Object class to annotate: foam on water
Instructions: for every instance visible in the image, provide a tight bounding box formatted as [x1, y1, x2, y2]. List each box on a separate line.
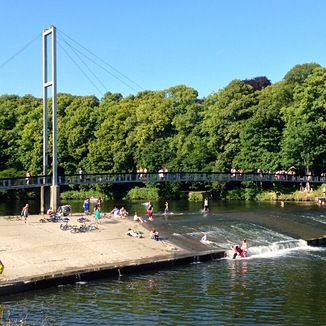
[225, 239, 317, 259]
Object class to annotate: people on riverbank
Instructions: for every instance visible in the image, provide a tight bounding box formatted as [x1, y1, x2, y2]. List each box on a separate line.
[97, 197, 103, 211]
[94, 205, 101, 225]
[201, 233, 208, 241]
[241, 239, 248, 256]
[147, 202, 153, 220]
[126, 228, 143, 238]
[203, 198, 209, 212]
[134, 212, 144, 223]
[58, 205, 72, 217]
[110, 207, 120, 218]
[120, 207, 128, 217]
[25, 170, 31, 185]
[83, 198, 90, 214]
[21, 204, 29, 223]
[150, 228, 159, 241]
[164, 201, 169, 214]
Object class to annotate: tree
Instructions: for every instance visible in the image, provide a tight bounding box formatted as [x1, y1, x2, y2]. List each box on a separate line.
[201, 80, 257, 172]
[88, 96, 136, 173]
[233, 81, 291, 172]
[281, 67, 326, 174]
[57, 95, 100, 174]
[283, 63, 321, 85]
[242, 76, 271, 91]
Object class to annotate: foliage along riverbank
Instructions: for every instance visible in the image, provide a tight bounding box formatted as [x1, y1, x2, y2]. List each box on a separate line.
[58, 182, 325, 203]
[1, 63, 326, 187]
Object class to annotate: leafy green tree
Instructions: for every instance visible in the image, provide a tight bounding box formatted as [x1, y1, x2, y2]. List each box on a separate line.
[6, 95, 43, 175]
[0, 95, 21, 171]
[233, 81, 292, 172]
[283, 63, 321, 85]
[281, 67, 326, 174]
[88, 95, 136, 173]
[201, 80, 257, 172]
[57, 95, 100, 174]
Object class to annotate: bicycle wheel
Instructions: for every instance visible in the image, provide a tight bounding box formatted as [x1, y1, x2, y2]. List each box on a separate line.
[60, 223, 68, 230]
[70, 226, 80, 233]
[89, 224, 99, 231]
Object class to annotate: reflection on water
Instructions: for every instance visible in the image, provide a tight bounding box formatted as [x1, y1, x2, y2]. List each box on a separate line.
[1, 201, 326, 325]
[2, 250, 326, 325]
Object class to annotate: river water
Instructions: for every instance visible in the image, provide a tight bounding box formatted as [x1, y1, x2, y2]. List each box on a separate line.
[1, 199, 326, 325]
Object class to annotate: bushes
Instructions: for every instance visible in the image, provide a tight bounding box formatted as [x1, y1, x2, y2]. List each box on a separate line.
[61, 190, 111, 200]
[188, 192, 203, 201]
[124, 186, 159, 200]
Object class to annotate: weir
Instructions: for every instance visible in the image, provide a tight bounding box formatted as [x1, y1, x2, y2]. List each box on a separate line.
[0, 236, 324, 297]
[306, 235, 326, 246]
[1, 200, 325, 297]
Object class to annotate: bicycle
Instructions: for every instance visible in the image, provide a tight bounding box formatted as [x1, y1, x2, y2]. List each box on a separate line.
[70, 223, 99, 233]
[39, 217, 53, 223]
[5, 215, 22, 221]
[60, 222, 73, 231]
[87, 223, 99, 231]
[70, 225, 80, 233]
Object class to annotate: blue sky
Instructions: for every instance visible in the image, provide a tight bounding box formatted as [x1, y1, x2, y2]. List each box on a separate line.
[1, 0, 326, 100]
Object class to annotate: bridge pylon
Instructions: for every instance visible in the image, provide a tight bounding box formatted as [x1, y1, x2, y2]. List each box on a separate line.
[41, 25, 59, 212]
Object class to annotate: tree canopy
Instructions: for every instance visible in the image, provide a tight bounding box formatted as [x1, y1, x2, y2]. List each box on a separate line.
[1, 62, 325, 182]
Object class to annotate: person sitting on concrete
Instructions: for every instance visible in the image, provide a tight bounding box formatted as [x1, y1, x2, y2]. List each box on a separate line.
[47, 207, 54, 216]
[57, 205, 72, 217]
[133, 212, 144, 223]
[110, 207, 120, 218]
[201, 233, 208, 241]
[150, 228, 159, 241]
[120, 207, 128, 217]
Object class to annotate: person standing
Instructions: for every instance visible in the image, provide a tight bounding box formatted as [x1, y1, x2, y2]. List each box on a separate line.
[203, 198, 209, 212]
[241, 239, 248, 257]
[147, 202, 153, 221]
[164, 201, 169, 214]
[94, 205, 101, 225]
[83, 198, 90, 214]
[25, 170, 31, 185]
[21, 204, 29, 223]
[97, 197, 103, 211]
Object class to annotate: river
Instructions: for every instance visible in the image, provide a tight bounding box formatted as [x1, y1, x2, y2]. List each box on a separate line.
[1, 199, 326, 325]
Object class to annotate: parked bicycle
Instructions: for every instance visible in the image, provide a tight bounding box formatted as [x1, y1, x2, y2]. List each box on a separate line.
[70, 223, 99, 233]
[40, 215, 69, 223]
[60, 222, 73, 231]
[4, 215, 22, 221]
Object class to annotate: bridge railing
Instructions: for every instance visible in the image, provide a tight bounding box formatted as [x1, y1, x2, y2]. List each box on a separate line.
[0, 175, 53, 190]
[0, 173, 325, 190]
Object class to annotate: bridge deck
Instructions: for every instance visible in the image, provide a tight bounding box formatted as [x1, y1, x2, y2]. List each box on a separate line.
[0, 172, 324, 191]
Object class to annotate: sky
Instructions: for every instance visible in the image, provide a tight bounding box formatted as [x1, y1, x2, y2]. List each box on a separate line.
[1, 0, 326, 100]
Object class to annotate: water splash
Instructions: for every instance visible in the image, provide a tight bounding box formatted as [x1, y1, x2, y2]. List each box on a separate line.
[225, 239, 309, 259]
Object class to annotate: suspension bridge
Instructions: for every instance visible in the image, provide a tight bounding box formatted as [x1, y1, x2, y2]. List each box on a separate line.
[0, 172, 323, 191]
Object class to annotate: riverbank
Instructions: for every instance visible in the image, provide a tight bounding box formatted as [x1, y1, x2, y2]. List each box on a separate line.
[0, 213, 225, 296]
